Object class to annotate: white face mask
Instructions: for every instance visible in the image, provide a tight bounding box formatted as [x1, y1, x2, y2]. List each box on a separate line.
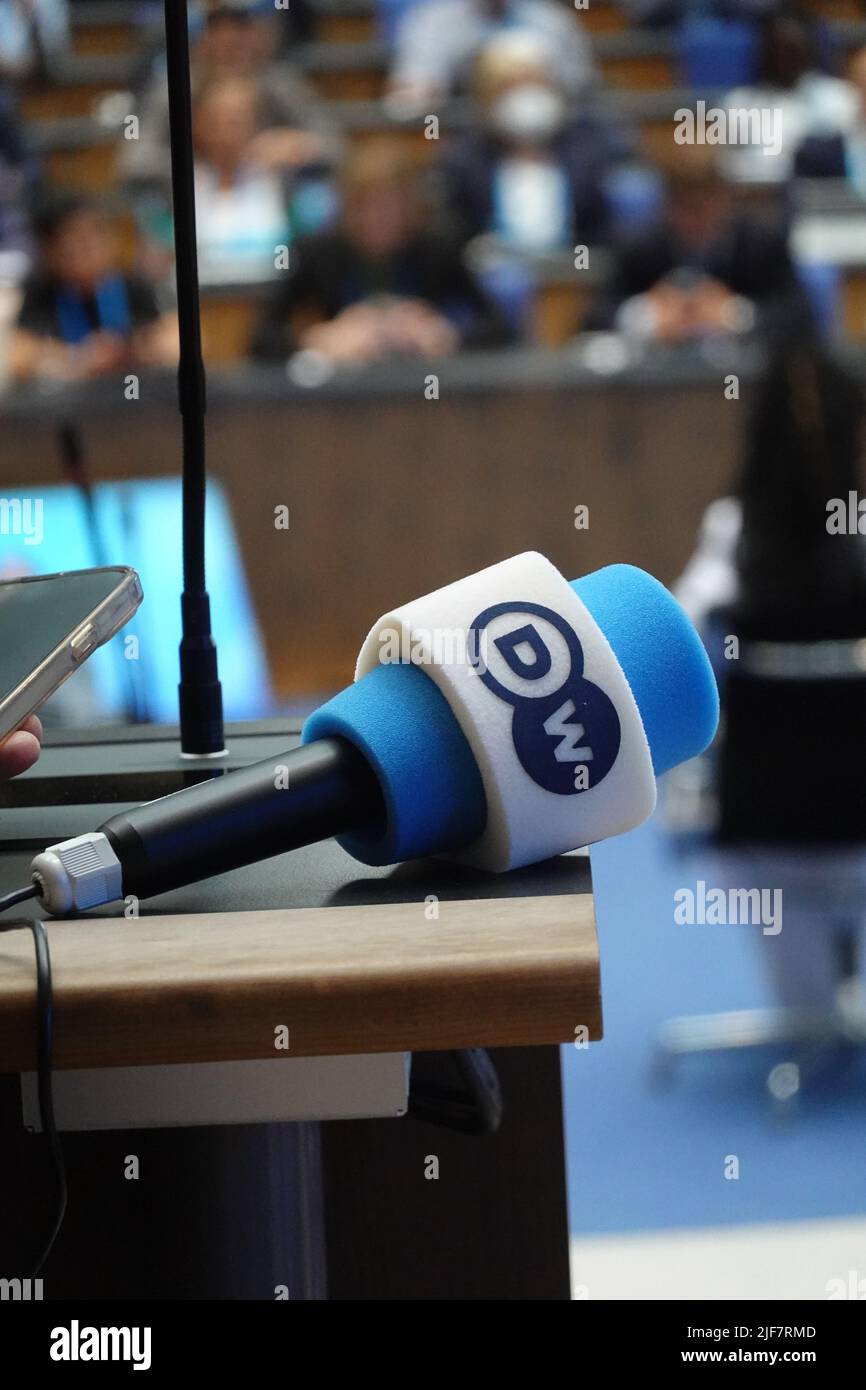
[490, 84, 566, 143]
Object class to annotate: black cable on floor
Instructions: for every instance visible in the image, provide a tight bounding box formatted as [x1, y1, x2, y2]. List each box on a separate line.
[0, 884, 67, 1276]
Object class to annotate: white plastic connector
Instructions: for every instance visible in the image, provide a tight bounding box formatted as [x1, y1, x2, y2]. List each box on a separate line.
[31, 832, 123, 915]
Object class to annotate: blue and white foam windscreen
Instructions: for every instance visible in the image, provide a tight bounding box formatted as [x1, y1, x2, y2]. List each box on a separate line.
[305, 552, 719, 872]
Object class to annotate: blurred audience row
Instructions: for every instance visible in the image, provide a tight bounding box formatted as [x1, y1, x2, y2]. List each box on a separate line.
[2, 0, 866, 383]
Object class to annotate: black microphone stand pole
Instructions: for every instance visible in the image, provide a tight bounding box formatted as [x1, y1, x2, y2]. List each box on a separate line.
[163, 0, 225, 756]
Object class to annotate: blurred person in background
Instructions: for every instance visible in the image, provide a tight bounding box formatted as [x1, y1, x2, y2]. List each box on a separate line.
[386, 0, 594, 114]
[7, 191, 177, 383]
[678, 345, 866, 636]
[721, 14, 856, 183]
[0, 79, 37, 384]
[734, 347, 866, 639]
[439, 30, 631, 250]
[796, 46, 866, 194]
[674, 344, 866, 1027]
[0, 79, 36, 276]
[121, 2, 340, 191]
[189, 74, 292, 283]
[0, 0, 68, 83]
[588, 149, 809, 342]
[251, 140, 513, 365]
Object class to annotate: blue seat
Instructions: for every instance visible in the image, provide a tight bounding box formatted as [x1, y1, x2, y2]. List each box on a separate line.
[677, 18, 759, 89]
[477, 256, 536, 337]
[795, 260, 841, 342]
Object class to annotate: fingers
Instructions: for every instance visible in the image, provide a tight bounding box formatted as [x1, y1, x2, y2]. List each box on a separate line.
[0, 714, 43, 780]
[0, 729, 41, 780]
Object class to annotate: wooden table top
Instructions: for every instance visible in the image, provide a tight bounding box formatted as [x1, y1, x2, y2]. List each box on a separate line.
[0, 891, 600, 1071]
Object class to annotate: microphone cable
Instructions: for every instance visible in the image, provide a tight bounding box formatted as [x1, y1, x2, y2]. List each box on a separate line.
[0, 883, 67, 1277]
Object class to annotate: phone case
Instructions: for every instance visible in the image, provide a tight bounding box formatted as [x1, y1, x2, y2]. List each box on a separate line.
[0, 566, 143, 742]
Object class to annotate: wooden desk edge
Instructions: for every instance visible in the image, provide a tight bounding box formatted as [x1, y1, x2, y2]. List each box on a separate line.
[0, 893, 602, 1071]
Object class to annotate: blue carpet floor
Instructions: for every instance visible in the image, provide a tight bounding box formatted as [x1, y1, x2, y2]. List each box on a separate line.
[563, 820, 866, 1237]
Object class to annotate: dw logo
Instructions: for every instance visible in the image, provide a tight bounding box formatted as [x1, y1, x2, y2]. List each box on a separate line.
[469, 602, 620, 795]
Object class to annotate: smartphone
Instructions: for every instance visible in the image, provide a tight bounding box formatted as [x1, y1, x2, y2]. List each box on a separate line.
[0, 566, 143, 743]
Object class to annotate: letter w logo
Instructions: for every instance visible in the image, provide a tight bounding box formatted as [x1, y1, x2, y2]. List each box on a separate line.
[542, 700, 593, 763]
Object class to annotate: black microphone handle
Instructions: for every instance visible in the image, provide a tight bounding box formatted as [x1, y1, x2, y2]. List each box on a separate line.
[100, 737, 385, 902]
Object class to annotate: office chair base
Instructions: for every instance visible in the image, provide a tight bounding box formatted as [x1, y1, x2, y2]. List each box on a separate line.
[653, 986, 866, 1108]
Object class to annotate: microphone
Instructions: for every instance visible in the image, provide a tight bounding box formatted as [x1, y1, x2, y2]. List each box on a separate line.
[30, 553, 719, 914]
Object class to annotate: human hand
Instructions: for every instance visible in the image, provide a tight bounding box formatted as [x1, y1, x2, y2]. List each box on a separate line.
[300, 304, 387, 364]
[248, 128, 323, 170]
[384, 80, 442, 120]
[688, 278, 752, 335]
[644, 283, 693, 343]
[0, 714, 42, 780]
[77, 332, 130, 378]
[382, 299, 459, 357]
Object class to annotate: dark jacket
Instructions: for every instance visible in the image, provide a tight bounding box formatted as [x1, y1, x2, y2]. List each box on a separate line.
[250, 230, 513, 360]
[0, 84, 37, 256]
[794, 133, 848, 180]
[588, 212, 811, 336]
[439, 116, 631, 246]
